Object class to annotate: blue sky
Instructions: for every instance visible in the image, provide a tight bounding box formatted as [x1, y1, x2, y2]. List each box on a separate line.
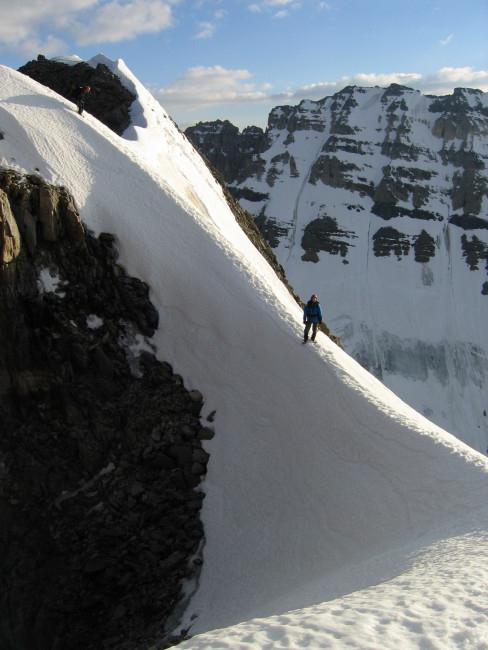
[1, 0, 487, 129]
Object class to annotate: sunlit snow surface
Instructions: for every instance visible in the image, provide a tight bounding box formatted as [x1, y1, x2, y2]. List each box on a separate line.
[1, 63, 487, 649]
[180, 532, 488, 649]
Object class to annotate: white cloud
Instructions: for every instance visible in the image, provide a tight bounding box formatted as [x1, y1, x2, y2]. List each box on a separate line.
[248, 0, 300, 16]
[155, 65, 268, 109]
[0, 0, 97, 54]
[0, 0, 177, 54]
[20, 35, 68, 57]
[353, 72, 422, 86]
[439, 33, 453, 46]
[75, 0, 174, 45]
[195, 21, 216, 39]
[435, 66, 488, 83]
[422, 66, 488, 93]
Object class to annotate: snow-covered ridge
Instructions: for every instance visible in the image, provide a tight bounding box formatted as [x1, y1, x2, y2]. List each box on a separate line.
[2, 62, 487, 648]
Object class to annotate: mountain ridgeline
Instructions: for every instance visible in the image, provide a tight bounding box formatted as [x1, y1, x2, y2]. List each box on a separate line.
[185, 85, 488, 453]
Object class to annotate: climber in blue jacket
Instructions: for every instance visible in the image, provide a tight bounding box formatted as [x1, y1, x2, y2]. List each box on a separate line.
[303, 293, 322, 343]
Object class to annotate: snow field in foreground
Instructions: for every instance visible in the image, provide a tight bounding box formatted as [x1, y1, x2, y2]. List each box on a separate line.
[179, 531, 488, 649]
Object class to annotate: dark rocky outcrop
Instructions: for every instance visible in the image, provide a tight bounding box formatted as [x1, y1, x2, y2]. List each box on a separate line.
[373, 165, 431, 210]
[266, 152, 299, 186]
[430, 88, 488, 140]
[254, 210, 289, 249]
[450, 214, 488, 230]
[185, 120, 268, 184]
[0, 169, 208, 649]
[373, 227, 411, 259]
[268, 101, 326, 133]
[228, 187, 269, 203]
[325, 135, 366, 156]
[413, 230, 436, 263]
[329, 86, 359, 135]
[460, 233, 488, 271]
[372, 227, 436, 263]
[301, 216, 357, 262]
[451, 168, 487, 215]
[460, 233, 488, 295]
[371, 202, 438, 221]
[309, 155, 372, 197]
[18, 55, 136, 135]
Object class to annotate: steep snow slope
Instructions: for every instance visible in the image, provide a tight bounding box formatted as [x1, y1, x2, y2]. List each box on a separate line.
[188, 89, 488, 454]
[1, 65, 487, 647]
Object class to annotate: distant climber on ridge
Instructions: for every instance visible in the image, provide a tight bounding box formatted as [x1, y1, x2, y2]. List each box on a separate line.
[73, 84, 92, 116]
[303, 294, 322, 343]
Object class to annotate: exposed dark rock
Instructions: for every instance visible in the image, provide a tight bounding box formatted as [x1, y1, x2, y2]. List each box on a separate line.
[197, 427, 215, 441]
[185, 121, 268, 184]
[372, 227, 410, 259]
[413, 230, 436, 263]
[266, 152, 299, 186]
[450, 214, 488, 230]
[301, 216, 357, 261]
[430, 88, 488, 140]
[451, 168, 487, 215]
[380, 109, 422, 161]
[325, 135, 365, 155]
[371, 202, 438, 221]
[267, 104, 296, 132]
[381, 84, 415, 99]
[372, 227, 436, 263]
[329, 87, 358, 135]
[278, 99, 327, 133]
[254, 210, 289, 249]
[373, 165, 431, 209]
[309, 155, 372, 196]
[0, 169, 208, 650]
[460, 234, 488, 271]
[440, 149, 485, 170]
[18, 55, 136, 135]
[228, 187, 269, 203]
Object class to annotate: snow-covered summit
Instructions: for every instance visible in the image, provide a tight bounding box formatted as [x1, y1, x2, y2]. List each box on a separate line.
[1, 61, 487, 648]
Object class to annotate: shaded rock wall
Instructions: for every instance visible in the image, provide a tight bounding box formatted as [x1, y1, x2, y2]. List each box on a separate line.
[19, 56, 136, 135]
[185, 120, 268, 184]
[0, 169, 208, 650]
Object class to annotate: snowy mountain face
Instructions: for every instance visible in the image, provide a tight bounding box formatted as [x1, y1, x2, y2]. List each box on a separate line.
[186, 85, 488, 453]
[1, 62, 487, 650]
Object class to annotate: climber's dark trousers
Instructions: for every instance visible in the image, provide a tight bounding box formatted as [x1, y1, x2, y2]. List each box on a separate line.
[304, 322, 318, 342]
